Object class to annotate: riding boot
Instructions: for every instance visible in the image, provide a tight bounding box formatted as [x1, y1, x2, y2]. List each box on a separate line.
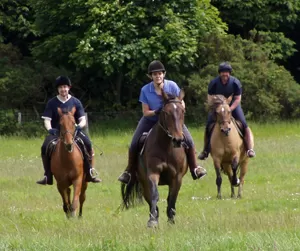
[118, 149, 137, 184]
[36, 155, 53, 185]
[186, 147, 207, 180]
[85, 148, 101, 183]
[198, 127, 210, 160]
[244, 127, 255, 158]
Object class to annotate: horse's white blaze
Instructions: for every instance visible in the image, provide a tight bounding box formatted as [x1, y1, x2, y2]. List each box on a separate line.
[221, 107, 225, 113]
[173, 103, 177, 109]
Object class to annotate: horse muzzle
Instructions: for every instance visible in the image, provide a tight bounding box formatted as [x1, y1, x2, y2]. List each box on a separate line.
[64, 143, 74, 153]
[221, 127, 231, 136]
[172, 138, 184, 148]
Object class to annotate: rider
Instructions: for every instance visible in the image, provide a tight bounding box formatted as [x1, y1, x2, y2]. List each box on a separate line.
[198, 62, 256, 160]
[118, 60, 207, 184]
[36, 76, 101, 185]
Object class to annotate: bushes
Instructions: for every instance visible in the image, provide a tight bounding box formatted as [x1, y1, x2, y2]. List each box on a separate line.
[187, 34, 300, 121]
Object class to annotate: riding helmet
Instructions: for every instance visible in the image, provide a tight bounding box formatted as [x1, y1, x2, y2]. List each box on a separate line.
[218, 62, 232, 73]
[55, 76, 72, 88]
[148, 60, 166, 74]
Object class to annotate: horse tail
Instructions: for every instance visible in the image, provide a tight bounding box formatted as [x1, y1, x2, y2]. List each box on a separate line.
[121, 175, 143, 209]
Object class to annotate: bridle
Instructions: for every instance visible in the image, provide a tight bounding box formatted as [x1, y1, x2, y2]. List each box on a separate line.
[216, 104, 231, 136]
[60, 114, 78, 152]
[158, 99, 185, 147]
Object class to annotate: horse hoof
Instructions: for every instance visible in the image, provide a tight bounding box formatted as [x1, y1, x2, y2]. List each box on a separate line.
[147, 220, 159, 228]
[167, 218, 175, 224]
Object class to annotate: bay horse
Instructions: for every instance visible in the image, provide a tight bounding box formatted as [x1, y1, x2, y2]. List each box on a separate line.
[121, 90, 188, 228]
[208, 95, 254, 199]
[51, 106, 87, 218]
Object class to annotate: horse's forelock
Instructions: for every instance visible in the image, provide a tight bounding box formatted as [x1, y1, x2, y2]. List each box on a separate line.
[208, 95, 227, 111]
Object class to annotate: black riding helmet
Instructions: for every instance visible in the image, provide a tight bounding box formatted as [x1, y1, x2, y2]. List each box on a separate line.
[55, 76, 72, 88]
[148, 60, 166, 74]
[218, 62, 232, 73]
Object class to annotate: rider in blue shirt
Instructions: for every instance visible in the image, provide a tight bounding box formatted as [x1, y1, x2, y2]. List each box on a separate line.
[36, 76, 101, 185]
[118, 60, 207, 184]
[198, 62, 256, 160]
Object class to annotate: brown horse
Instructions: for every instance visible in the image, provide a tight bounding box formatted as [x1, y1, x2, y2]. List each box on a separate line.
[208, 95, 253, 199]
[121, 90, 188, 228]
[51, 106, 87, 217]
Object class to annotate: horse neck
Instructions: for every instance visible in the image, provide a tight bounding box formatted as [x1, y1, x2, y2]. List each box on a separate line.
[153, 122, 173, 148]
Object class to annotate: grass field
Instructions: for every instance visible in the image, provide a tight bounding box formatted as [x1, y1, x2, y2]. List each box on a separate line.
[1, 121, 300, 250]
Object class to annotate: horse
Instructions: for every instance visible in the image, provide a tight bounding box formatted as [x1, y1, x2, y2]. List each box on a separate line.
[121, 90, 188, 228]
[51, 106, 87, 218]
[208, 95, 253, 199]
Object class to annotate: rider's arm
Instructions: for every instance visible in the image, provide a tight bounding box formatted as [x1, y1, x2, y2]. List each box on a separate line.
[77, 116, 86, 128]
[44, 118, 52, 130]
[142, 103, 156, 117]
[230, 95, 241, 111]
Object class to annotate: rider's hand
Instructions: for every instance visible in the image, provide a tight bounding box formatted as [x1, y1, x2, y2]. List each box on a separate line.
[75, 124, 82, 131]
[48, 128, 59, 136]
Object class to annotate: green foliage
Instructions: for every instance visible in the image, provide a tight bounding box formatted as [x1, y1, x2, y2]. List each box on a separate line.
[188, 34, 300, 120]
[211, 0, 300, 31]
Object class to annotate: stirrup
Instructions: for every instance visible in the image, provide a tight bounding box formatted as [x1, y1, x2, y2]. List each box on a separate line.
[246, 149, 256, 157]
[194, 166, 207, 179]
[90, 168, 98, 178]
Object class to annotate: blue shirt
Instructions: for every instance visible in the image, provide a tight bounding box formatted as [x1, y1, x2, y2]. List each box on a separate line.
[42, 95, 85, 129]
[208, 76, 242, 98]
[139, 80, 181, 121]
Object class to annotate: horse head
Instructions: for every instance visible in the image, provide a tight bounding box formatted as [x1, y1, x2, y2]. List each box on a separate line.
[208, 95, 233, 136]
[58, 106, 76, 152]
[159, 89, 185, 147]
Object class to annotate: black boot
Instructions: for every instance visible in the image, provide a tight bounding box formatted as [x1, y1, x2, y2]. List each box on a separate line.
[118, 149, 137, 184]
[36, 155, 53, 185]
[244, 127, 255, 158]
[186, 147, 207, 180]
[85, 149, 101, 183]
[198, 127, 210, 160]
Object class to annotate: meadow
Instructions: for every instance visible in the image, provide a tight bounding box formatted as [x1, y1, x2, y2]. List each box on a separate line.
[1, 121, 300, 251]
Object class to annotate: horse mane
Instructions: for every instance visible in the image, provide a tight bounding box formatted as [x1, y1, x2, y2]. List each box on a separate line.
[207, 95, 228, 111]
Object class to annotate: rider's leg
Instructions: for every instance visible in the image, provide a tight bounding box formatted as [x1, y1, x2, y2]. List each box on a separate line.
[232, 106, 255, 157]
[36, 135, 55, 185]
[183, 125, 207, 180]
[77, 131, 101, 183]
[118, 117, 156, 184]
[198, 113, 215, 160]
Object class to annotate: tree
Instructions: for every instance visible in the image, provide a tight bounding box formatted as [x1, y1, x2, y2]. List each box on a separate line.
[30, 0, 226, 105]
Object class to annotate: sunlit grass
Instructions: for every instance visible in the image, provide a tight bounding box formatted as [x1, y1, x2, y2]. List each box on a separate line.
[1, 121, 300, 250]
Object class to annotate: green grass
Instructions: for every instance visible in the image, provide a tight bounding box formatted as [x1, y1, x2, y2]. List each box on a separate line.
[1, 121, 300, 250]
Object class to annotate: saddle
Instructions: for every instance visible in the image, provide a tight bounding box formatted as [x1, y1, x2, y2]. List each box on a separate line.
[138, 130, 151, 156]
[46, 136, 85, 159]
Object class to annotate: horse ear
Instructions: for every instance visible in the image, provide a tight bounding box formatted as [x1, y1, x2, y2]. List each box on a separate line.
[178, 89, 185, 101]
[70, 106, 76, 115]
[227, 95, 233, 104]
[57, 107, 63, 116]
[162, 89, 169, 102]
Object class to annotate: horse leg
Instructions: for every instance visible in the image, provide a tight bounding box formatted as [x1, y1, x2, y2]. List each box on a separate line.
[237, 160, 248, 199]
[166, 178, 182, 224]
[57, 185, 71, 218]
[214, 162, 222, 199]
[147, 173, 160, 228]
[70, 179, 82, 217]
[79, 181, 88, 217]
[231, 158, 240, 187]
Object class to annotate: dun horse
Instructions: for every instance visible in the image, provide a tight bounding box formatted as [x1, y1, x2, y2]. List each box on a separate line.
[51, 107, 87, 217]
[121, 90, 188, 228]
[208, 95, 253, 199]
